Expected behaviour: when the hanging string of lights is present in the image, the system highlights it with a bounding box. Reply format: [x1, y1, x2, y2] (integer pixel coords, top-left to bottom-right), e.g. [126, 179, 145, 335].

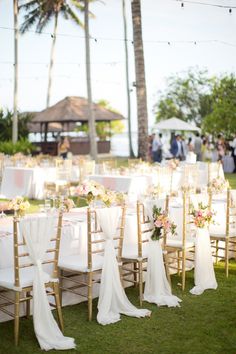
[175, 0, 236, 13]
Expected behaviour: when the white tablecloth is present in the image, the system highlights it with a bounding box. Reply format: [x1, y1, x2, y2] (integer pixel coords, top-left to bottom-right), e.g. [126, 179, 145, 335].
[0, 166, 80, 199]
[88, 174, 149, 202]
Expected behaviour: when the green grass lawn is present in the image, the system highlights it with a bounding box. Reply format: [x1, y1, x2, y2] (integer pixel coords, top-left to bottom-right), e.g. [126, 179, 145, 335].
[0, 262, 235, 354]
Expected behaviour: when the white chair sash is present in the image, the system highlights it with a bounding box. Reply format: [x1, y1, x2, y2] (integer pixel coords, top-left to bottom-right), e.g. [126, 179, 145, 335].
[143, 200, 181, 307]
[190, 227, 217, 295]
[95, 207, 151, 325]
[19, 215, 75, 351]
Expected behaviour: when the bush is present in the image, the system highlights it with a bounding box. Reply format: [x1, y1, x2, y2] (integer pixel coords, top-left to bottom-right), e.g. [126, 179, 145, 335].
[0, 139, 35, 155]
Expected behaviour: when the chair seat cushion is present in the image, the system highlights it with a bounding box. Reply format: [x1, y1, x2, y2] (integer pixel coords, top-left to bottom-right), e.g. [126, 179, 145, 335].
[209, 226, 236, 238]
[58, 254, 104, 273]
[122, 243, 148, 260]
[0, 266, 55, 290]
[166, 238, 195, 249]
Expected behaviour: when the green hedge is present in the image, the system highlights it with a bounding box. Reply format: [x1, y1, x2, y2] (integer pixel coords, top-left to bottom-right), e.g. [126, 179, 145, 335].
[0, 139, 35, 155]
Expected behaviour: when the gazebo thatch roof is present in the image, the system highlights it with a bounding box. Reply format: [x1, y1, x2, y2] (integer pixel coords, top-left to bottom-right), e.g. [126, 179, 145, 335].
[31, 96, 124, 125]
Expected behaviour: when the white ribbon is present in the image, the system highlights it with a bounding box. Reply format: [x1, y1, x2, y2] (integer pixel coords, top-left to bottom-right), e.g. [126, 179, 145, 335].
[20, 215, 75, 350]
[95, 207, 151, 325]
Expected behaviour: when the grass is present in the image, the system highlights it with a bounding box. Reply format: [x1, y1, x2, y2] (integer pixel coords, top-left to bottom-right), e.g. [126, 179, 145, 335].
[225, 173, 236, 189]
[0, 262, 236, 354]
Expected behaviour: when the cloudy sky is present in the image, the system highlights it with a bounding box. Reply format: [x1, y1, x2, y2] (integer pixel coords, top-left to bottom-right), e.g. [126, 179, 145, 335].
[0, 0, 236, 130]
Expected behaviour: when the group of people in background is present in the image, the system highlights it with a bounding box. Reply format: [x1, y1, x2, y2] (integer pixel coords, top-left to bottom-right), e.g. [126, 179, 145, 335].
[150, 132, 236, 173]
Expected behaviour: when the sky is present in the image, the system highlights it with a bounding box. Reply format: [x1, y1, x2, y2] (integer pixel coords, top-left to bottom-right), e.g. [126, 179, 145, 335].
[0, 0, 236, 132]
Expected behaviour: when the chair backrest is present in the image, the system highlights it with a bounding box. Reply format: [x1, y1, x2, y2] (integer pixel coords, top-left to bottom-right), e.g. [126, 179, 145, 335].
[13, 211, 63, 288]
[79, 160, 95, 182]
[208, 161, 221, 183]
[87, 206, 126, 270]
[128, 158, 142, 169]
[137, 197, 169, 257]
[55, 159, 72, 181]
[182, 164, 199, 191]
[156, 166, 173, 193]
[102, 160, 117, 174]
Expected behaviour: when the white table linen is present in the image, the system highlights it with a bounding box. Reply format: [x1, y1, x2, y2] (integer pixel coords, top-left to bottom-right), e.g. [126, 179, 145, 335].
[19, 215, 75, 350]
[96, 207, 151, 325]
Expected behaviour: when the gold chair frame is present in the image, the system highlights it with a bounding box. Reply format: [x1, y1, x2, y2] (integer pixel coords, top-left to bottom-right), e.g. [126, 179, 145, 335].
[0, 211, 64, 345]
[122, 198, 171, 306]
[59, 205, 126, 321]
[210, 188, 236, 277]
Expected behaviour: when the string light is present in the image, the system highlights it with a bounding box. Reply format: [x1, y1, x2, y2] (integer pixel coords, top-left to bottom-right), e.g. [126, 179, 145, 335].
[175, 0, 236, 10]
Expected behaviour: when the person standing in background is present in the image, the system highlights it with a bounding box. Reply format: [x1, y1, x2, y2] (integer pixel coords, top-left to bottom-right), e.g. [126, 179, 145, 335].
[152, 133, 163, 163]
[231, 133, 236, 172]
[194, 132, 202, 161]
[58, 136, 70, 159]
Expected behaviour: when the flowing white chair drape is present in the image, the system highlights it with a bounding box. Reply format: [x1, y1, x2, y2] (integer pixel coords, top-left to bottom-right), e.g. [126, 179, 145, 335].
[95, 207, 151, 325]
[19, 215, 75, 351]
[189, 193, 217, 295]
[143, 199, 181, 307]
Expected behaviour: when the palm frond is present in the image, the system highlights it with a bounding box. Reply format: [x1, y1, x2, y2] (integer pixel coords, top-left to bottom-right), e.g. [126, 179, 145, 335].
[61, 4, 84, 27]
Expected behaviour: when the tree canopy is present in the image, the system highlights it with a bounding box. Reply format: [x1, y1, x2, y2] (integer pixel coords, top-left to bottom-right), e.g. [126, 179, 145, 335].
[154, 68, 236, 138]
[153, 68, 213, 127]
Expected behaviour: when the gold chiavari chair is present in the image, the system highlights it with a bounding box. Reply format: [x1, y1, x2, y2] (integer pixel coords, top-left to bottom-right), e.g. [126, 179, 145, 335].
[0, 211, 64, 345]
[128, 158, 142, 169]
[121, 198, 171, 306]
[59, 205, 126, 321]
[102, 159, 117, 174]
[156, 166, 173, 194]
[181, 164, 199, 192]
[79, 160, 95, 182]
[164, 192, 196, 291]
[208, 161, 222, 184]
[209, 188, 236, 276]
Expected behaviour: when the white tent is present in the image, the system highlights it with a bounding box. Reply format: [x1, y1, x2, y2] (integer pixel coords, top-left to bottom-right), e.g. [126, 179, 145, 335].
[153, 117, 200, 132]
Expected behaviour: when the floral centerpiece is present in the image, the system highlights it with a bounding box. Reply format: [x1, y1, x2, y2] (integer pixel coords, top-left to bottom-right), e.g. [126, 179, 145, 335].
[151, 205, 177, 241]
[168, 159, 179, 170]
[190, 202, 214, 228]
[62, 198, 75, 212]
[74, 180, 105, 205]
[208, 177, 229, 194]
[8, 196, 30, 217]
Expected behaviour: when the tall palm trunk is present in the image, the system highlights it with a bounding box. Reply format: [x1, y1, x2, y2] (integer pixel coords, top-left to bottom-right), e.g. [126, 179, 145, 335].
[84, 0, 97, 161]
[12, 0, 18, 143]
[122, 0, 134, 158]
[46, 12, 58, 108]
[131, 0, 148, 160]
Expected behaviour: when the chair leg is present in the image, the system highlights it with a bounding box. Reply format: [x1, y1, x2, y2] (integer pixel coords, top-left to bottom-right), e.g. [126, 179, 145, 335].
[26, 291, 30, 319]
[182, 251, 186, 291]
[225, 238, 229, 277]
[163, 253, 172, 289]
[134, 262, 138, 287]
[14, 292, 20, 346]
[215, 240, 219, 264]
[177, 251, 181, 275]
[138, 261, 143, 307]
[88, 272, 93, 321]
[54, 282, 64, 332]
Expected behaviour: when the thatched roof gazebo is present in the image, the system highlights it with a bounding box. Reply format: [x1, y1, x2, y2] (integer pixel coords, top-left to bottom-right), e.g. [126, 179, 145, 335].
[30, 96, 124, 140]
[29, 96, 125, 155]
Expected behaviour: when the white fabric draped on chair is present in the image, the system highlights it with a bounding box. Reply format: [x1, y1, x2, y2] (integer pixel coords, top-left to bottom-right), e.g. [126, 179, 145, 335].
[95, 207, 151, 325]
[190, 227, 217, 295]
[19, 215, 76, 351]
[143, 199, 181, 307]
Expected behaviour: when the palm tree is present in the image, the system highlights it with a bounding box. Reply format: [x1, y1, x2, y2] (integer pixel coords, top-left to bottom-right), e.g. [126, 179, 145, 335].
[131, 0, 149, 160]
[84, 0, 97, 161]
[122, 0, 134, 157]
[19, 0, 83, 108]
[12, 0, 19, 143]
